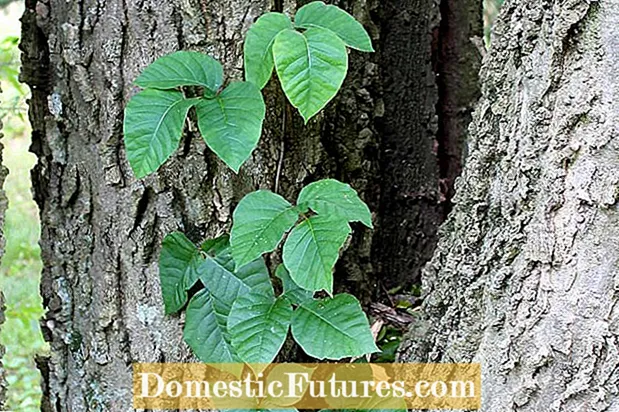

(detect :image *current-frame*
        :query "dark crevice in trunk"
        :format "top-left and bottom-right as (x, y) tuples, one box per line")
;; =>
(20, 0), (53, 408)
(374, 0), (482, 290)
(435, 0), (483, 212)
(374, 0), (443, 290)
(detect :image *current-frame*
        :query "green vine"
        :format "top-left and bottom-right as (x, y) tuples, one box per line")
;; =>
(123, 2), (377, 367)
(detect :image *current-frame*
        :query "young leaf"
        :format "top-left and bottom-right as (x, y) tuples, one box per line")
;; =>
(272, 28), (348, 123)
(228, 292), (292, 363)
(282, 215), (351, 294)
(275, 264), (313, 305)
(158, 232), (202, 315)
(244, 12), (293, 89)
(196, 81), (266, 172)
(135, 51), (224, 96)
(230, 190), (300, 268)
(297, 179), (373, 228)
(291, 294), (379, 360)
(184, 289), (238, 362)
(294, 1), (374, 52)
(123, 89), (199, 178)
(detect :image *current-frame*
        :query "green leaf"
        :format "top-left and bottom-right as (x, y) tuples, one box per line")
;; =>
(235, 257), (275, 297)
(184, 289), (238, 362)
(228, 292), (292, 363)
(201, 234), (230, 257)
(135, 51), (223, 96)
(244, 12), (293, 89)
(158, 232), (203, 315)
(282, 215), (351, 294)
(291, 294), (379, 360)
(231, 190), (300, 268)
(294, 1), (374, 52)
(123, 89), (199, 178)
(198, 256), (273, 319)
(202, 234), (274, 297)
(298, 179), (373, 228)
(196, 81), (266, 172)
(275, 264), (313, 305)
(273, 28), (348, 123)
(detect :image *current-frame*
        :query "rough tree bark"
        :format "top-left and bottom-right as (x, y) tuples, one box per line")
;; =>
(19, 0), (481, 409)
(401, 0), (619, 411)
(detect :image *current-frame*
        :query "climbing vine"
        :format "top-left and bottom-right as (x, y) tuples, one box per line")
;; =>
(123, 1), (376, 365)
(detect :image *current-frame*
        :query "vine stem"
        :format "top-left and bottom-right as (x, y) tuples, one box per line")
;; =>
(274, 105), (286, 194)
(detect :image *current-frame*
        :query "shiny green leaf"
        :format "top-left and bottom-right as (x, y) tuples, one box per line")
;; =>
(123, 89), (198, 178)
(244, 13), (293, 89)
(198, 256), (273, 321)
(273, 28), (348, 122)
(294, 1), (374, 52)
(196, 81), (266, 172)
(135, 51), (223, 95)
(231, 190), (300, 268)
(282, 215), (351, 294)
(228, 292), (292, 363)
(291, 294), (379, 359)
(184, 289), (238, 362)
(298, 179), (373, 228)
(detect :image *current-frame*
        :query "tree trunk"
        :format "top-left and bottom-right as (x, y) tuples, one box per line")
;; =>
(400, 0), (619, 410)
(19, 0), (480, 409)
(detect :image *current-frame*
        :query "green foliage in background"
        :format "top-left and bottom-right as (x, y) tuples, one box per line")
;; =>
(0, 4), (47, 408)
(0, 46), (46, 412)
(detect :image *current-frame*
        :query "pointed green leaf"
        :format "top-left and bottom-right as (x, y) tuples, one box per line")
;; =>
(228, 292), (292, 363)
(273, 28), (348, 122)
(291, 294), (379, 360)
(184, 289), (238, 362)
(294, 1), (374, 52)
(196, 81), (266, 172)
(123, 89), (199, 178)
(283, 215), (351, 294)
(135, 51), (223, 95)
(244, 12), (293, 89)
(275, 264), (313, 305)
(158, 232), (203, 315)
(198, 256), (274, 319)
(231, 190), (300, 268)
(298, 179), (373, 228)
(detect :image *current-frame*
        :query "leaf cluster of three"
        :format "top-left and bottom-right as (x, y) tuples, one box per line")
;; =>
(123, 1), (373, 178)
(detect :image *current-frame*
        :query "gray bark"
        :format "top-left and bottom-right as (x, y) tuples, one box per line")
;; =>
(19, 0), (453, 409)
(400, 0), (619, 411)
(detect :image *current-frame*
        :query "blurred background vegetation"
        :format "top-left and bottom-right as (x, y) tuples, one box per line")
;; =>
(0, 0), (504, 410)
(1, 2), (47, 411)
